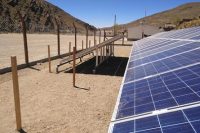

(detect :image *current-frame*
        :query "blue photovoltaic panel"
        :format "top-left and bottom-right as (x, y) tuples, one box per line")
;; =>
(117, 64), (200, 119)
(112, 106), (200, 133)
(125, 45), (200, 83)
(109, 27), (200, 133)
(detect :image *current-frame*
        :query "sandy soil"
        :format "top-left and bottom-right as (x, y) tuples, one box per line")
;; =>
(0, 34), (129, 69)
(0, 44), (132, 133)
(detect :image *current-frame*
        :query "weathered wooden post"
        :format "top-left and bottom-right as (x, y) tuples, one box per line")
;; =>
(142, 31), (144, 39)
(69, 42), (71, 54)
(96, 47), (98, 67)
(103, 46), (105, 60)
(100, 47), (102, 63)
(48, 45), (51, 73)
(57, 23), (60, 56)
(11, 56), (22, 131)
(18, 12), (29, 66)
(122, 32), (125, 45)
(89, 40), (91, 48)
(73, 22), (77, 50)
(86, 26), (88, 49)
(94, 29), (96, 45)
(99, 29), (101, 44)
(82, 40), (84, 50)
(73, 47), (76, 87)
(104, 29), (106, 41)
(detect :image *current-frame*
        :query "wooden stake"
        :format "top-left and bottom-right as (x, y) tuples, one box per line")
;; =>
(73, 47), (76, 87)
(94, 30), (96, 45)
(48, 45), (51, 73)
(73, 22), (77, 50)
(82, 40), (84, 50)
(57, 24), (60, 56)
(104, 29), (106, 41)
(11, 56), (22, 131)
(99, 29), (101, 44)
(100, 47), (102, 63)
(18, 12), (29, 65)
(89, 40), (91, 48)
(69, 42), (71, 54)
(96, 47), (98, 67)
(86, 27), (88, 49)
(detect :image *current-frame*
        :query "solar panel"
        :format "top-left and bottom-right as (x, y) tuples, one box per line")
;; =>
(111, 106), (200, 133)
(109, 27), (200, 133)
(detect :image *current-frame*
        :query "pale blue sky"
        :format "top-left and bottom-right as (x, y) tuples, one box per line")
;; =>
(47, 0), (200, 28)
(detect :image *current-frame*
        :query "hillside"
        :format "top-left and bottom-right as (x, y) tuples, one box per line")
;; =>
(103, 2), (200, 31)
(127, 2), (200, 28)
(0, 0), (96, 33)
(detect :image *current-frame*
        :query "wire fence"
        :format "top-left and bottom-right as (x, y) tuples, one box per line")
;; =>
(0, 13), (98, 70)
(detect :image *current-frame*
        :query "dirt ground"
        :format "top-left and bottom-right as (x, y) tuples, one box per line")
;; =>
(0, 34), (129, 69)
(0, 41), (132, 133)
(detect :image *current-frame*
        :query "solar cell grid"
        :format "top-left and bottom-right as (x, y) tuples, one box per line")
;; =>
(109, 27), (200, 133)
(131, 41), (194, 60)
(112, 106), (200, 133)
(117, 64), (200, 119)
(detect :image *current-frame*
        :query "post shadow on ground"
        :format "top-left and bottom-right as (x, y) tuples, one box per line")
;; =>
(74, 85), (90, 91)
(18, 129), (27, 133)
(64, 56), (129, 77)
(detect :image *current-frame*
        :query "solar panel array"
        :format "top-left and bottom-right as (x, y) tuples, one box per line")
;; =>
(109, 26), (200, 133)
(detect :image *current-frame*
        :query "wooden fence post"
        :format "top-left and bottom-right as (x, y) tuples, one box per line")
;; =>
(69, 42), (71, 54)
(73, 47), (76, 87)
(122, 32), (125, 45)
(11, 56), (22, 131)
(18, 12), (29, 66)
(94, 30), (96, 45)
(96, 47), (98, 67)
(86, 26), (88, 49)
(48, 45), (51, 73)
(82, 40), (84, 50)
(104, 29), (106, 41)
(73, 23), (77, 50)
(57, 24), (60, 56)
(99, 29), (101, 44)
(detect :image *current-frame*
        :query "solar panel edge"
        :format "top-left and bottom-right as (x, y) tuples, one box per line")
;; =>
(110, 42), (136, 122)
(110, 102), (200, 133)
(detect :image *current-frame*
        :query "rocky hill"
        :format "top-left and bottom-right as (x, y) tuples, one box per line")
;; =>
(0, 0), (96, 33)
(103, 2), (200, 31)
(127, 2), (200, 28)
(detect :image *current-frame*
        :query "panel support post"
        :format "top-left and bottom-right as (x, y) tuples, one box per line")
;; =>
(82, 40), (84, 50)
(94, 29), (96, 45)
(104, 29), (106, 41)
(96, 47), (98, 67)
(73, 47), (76, 87)
(48, 45), (51, 73)
(11, 56), (22, 131)
(18, 12), (29, 66)
(122, 32), (124, 45)
(69, 42), (71, 55)
(57, 24), (60, 56)
(89, 40), (91, 48)
(73, 22), (77, 50)
(86, 26), (88, 49)
(99, 29), (101, 44)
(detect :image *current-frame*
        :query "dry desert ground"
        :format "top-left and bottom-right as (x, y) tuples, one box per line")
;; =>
(0, 34), (128, 69)
(0, 34), (132, 133)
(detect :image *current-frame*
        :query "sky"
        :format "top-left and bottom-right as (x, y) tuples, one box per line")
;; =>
(47, 0), (200, 28)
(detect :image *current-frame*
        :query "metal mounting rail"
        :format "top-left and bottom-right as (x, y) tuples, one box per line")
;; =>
(56, 34), (125, 73)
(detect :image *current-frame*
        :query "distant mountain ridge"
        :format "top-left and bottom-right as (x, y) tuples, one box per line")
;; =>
(0, 0), (96, 33)
(127, 2), (200, 28)
(103, 2), (200, 31)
